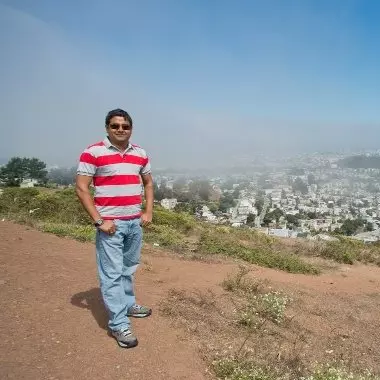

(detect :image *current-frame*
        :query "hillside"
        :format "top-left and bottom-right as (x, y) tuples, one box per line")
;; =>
(1, 188), (380, 379)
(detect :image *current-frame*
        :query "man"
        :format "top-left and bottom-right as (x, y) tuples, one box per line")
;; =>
(76, 108), (154, 348)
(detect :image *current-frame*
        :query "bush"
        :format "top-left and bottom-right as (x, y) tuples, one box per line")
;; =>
(213, 359), (276, 380)
(238, 291), (291, 326)
(153, 207), (196, 234)
(40, 222), (95, 242)
(199, 230), (319, 275)
(144, 224), (187, 250)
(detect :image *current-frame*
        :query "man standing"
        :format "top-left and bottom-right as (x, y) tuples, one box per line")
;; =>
(76, 108), (154, 348)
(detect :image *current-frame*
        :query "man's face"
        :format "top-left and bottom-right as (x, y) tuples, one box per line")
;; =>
(106, 116), (132, 145)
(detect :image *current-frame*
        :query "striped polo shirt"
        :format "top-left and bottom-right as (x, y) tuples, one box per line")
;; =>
(77, 137), (151, 220)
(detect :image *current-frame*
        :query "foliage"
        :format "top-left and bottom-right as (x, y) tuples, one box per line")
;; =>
(48, 167), (76, 186)
(152, 207), (196, 233)
(338, 155), (380, 169)
(213, 360), (379, 380)
(337, 218), (365, 236)
(213, 359), (276, 380)
(238, 291), (291, 326)
(40, 222), (95, 242)
(0, 157), (48, 186)
(263, 208), (283, 226)
(292, 177), (308, 195)
(219, 194), (236, 213)
(286, 214), (300, 227)
(303, 364), (380, 380)
(246, 213), (256, 226)
(199, 229), (319, 274)
(143, 224), (186, 249)
(255, 198), (264, 215)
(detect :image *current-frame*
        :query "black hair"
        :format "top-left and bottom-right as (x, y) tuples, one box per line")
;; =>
(105, 108), (133, 126)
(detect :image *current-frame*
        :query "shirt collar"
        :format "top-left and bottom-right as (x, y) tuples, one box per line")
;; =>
(103, 137), (134, 153)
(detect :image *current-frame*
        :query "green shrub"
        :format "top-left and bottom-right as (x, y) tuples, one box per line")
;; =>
(144, 224), (187, 250)
(39, 222), (95, 242)
(153, 207), (196, 233)
(199, 230), (319, 275)
(238, 291), (291, 326)
(0, 187), (39, 216)
(304, 365), (380, 380)
(213, 359), (276, 380)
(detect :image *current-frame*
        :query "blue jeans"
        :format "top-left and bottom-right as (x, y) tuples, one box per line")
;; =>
(95, 218), (142, 331)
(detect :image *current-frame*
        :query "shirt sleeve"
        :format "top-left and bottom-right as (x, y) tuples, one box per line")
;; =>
(140, 156), (152, 175)
(77, 149), (97, 176)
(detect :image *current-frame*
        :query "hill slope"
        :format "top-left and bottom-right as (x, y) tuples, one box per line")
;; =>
(1, 222), (380, 379)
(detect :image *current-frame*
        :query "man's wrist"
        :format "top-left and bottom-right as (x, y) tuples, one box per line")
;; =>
(93, 218), (104, 227)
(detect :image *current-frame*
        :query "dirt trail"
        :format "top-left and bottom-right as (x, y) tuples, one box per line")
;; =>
(1, 222), (380, 379)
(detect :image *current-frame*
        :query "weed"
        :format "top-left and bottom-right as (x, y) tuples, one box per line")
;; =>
(199, 230), (319, 275)
(222, 266), (263, 295)
(213, 358), (276, 380)
(39, 222), (95, 242)
(303, 364), (380, 380)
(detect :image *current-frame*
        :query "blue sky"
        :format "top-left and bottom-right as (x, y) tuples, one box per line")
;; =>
(0, 0), (379, 168)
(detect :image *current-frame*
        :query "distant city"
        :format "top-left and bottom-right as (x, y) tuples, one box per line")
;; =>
(2, 150), (380, 243)
(153, 151), (380, 243)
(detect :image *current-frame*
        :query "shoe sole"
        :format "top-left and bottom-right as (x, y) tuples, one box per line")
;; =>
(127, 310), (152, 318)
(116, 338), (139, 349)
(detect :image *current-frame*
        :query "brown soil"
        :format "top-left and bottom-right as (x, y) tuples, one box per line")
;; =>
(1, 221), (380, 379)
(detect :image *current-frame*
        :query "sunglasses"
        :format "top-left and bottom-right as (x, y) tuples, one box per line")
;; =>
(109, 123), (132, 131)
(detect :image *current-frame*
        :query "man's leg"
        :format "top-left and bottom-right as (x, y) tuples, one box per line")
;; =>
(122, 219), (142, 309)
(95, 224), (131, 332)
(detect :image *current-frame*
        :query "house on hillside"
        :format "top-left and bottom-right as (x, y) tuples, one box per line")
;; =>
(160, 198), (178, 210)
(20, 179), (39, 188)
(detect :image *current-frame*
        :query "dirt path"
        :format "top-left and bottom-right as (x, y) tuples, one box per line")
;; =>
(1, 222), (380, 379)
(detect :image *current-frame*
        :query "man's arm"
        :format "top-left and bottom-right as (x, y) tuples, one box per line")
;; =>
(141, 173), (154, 226)
(75, 175), (116, 234)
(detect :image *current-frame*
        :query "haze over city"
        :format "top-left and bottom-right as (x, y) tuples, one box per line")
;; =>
(0, 0), (379, 169)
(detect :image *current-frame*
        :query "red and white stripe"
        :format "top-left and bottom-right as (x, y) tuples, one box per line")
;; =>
(77, 138), (151, 220)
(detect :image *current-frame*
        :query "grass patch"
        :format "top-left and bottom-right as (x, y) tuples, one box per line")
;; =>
(238, 291), (291, 326)
(305, 237), (380, 266)
(213, 359), (379, 380)
(199, 230), (320, 275)
(153, 207), (196, 233)
(144, 224), (187, 250)
(222, 266), (263, 294)
(213, 358), (276, 380)
(5, 187), (380, 270)
(39, 222), (95, 242)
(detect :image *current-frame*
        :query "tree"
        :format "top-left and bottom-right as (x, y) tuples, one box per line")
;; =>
(188, 180), (210, 201)
(198, 180), (211, 201)
(0, 157), (47, 186)
(172, 177), (186, 197)
(255, 198), (264, 215)
(246, 213), (256, 226)
(219, 194), (235, 213)
(292, 177), (308, 195)
(338, 218), (364, 236)
(307, 174), (316, 185)
(48, 167), (76, 186)
(286, 214), (300, 227)
(263, 208), (283, 226)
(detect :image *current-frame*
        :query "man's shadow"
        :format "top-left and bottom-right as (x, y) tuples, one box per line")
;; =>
(71, 288), (108, 330)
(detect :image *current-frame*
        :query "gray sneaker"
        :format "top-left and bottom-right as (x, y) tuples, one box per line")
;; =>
(127, 304), (152, 318)
(111, 329), (138, 348)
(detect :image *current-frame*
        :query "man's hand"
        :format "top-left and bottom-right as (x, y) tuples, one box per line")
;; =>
(141, 211), (153, 227)
(98, 220), (116, 235)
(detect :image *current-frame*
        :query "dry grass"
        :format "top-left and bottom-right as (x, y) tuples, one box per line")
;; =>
(159, 268), (380, 380)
